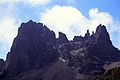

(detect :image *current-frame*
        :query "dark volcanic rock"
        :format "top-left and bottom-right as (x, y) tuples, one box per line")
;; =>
(73, 35), (84, 42)
(94, 24), (113, 48)
(84, 30), (90, 40)
(5, 20), (59, 76)
(58, 24), (120, 79)
(0, 59), (4, 69)
(73, 30), (92, 43)
(0, 59), (4, 74)
(57, 32), (69, 44)
(1, 20), (120, 80)
(88, 24), (120, 61)
(0, 59), (5, 80)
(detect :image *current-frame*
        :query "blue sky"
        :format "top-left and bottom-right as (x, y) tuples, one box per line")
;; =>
(0, 0), (120, 59)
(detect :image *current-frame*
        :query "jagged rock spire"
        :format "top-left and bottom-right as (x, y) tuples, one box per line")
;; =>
(57, 32), (69, 44)
(1, 22), (120, 80)
(95, 24), (112, 45)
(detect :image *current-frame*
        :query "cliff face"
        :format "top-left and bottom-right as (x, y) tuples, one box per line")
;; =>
(5, 20), (59, 75)
(58, 24), (120, 79)
(0, 59), (4, 74)
(88, 24), (120, 61)
(57, 32), (69, 44)
(0, 21), (120, 80)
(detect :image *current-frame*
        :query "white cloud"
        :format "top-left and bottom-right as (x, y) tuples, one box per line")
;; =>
(88, 8), (114, 33)
(108, 21), (120, 49)
(27, 0), (51, 6)
(0, 0), (51, 6)
(0, 16), (18, 59)
(40, 6), (115, 39)
(40, 5), (89, 39)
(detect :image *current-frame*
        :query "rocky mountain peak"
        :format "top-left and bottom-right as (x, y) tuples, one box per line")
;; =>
(5, 21), (59, 76)
(95, 24), (107, 34)
(17, 20), (56, 45)
(73, 24), (112, 46)
(57, 32), (69, 44)
(93, 24), (113, 50)
(85, 29), (90, 37)
(73, 35), (84, 42)
(95, 24), (111, 44)
(73, 30), (90, 42)
(1, 21), (120, 80)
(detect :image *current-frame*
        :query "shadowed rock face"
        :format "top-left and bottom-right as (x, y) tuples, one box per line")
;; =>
(0, 59), (4, 68)
(57, 32), (69, 44)
(88, 24), (120, 61)
(0, 59), (4, 74)
(5, 20), (59, 76)
(0, 21), (120, 80)
(58, 24), (120, 79)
